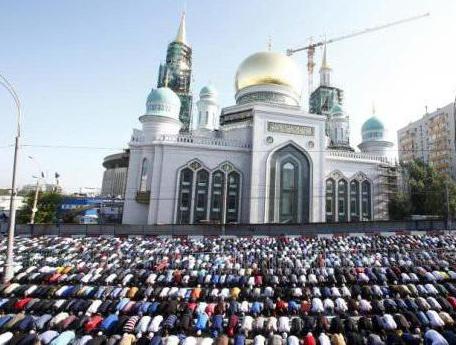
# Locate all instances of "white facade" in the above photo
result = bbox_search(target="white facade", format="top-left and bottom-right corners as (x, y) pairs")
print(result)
(122, 49), (396, 225)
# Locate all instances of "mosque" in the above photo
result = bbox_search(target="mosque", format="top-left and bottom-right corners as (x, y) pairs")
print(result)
(121, 14), (396, 225)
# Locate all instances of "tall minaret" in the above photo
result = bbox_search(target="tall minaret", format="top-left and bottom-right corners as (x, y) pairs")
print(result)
(157, 12), (193, 132)
(319, 44), (332, 87)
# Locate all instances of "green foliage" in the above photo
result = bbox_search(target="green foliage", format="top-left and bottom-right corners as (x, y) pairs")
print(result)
(17, 191), (63, 224)
(389, 159), (456, 219)
(388, 193), (412, 220)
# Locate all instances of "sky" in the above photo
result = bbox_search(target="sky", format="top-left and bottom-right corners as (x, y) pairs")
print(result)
(0, 0), (455, 193)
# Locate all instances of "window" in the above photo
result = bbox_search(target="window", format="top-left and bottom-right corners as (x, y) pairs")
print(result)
(361, 180), (372, 220)
(280, 161), (298, 223)
(338, 179), (348, 222)
(325, 179), (335, 222)
(350, 180), (360, 222)
(177, 168), (194, 224)
(210, 170), (225, 223)
(226, 171), (240, 223)
(139, 158), (149, 192)
(193, 169), (209, 223)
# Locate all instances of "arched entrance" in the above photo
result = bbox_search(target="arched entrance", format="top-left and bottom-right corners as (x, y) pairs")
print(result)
(268, 144), (311, 223)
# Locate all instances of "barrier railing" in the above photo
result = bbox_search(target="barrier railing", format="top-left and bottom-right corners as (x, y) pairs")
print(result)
(6, 219), (450, 237)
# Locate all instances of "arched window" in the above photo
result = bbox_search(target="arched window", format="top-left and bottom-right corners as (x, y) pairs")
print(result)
(279, 161), (299, 223)
(177, 168), (194, 224)
(210, 170), (225, 223)
(361, 180), (372, 220)
(193, 169), (209, 223)
(226, 171), (240, 223)
(350, 180), (360, 222)
(139, 158), (148, 192)
(325, 179), (335, 222)
(268, 144), (310, 224)
(338, 179), (348, 222)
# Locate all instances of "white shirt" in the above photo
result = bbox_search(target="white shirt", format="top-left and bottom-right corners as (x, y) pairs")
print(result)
(424, 330), (449, 345)
(278, 316), (290, 333)
(318, 333), (331, 345)
(165, 336), (180, 345)
(182, 337), (197, 345)
(242, 316), (254, 331)
(254, 335), (266, 345)
(287, 336), (299, 345)
(382, 314), (397, 330)
(149, 315), (164, 332)
(427, 310), (445, 328)
(311, 298), (324, 313)
(0, 332), (13, 345)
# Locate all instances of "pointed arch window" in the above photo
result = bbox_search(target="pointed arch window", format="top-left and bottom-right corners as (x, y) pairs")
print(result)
(337, 179), (348, 222)
(193, 169), (209, 223)
(350, 180), (360, 222)
(226, 171), (240, 223)
(361, 180), (372, 220)
(279, 161), (299, 223)
(210, 170), (225, 223)
(139, 158), (149, 192)
(177, 168), (194, 224)
(325, 179), (335, 222)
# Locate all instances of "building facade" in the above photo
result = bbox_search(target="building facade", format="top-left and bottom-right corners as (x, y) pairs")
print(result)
(122, 40), (395, 224)
(398, 101), (456, 178)
(101, 151), (129, 198)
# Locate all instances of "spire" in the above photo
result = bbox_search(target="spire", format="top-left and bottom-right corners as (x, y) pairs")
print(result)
(319, 43), (331, 87)
(175, 11), (187, 45)
(320, 43), (330, 70)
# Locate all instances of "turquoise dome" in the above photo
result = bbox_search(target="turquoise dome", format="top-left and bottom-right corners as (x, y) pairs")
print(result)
(200, 85), (218, 98)
(145, 87), (181, 120)
(362, 116), (384, 132)
(362, 116), (385, 141)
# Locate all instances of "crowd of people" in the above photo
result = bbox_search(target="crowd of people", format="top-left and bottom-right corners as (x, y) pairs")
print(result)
(0, 234), (456, 345)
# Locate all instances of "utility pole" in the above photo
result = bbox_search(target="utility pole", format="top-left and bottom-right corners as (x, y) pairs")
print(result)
(30, 177), (41, 224)
(446, 181), (451, 230)
(0, 73), (22, 283)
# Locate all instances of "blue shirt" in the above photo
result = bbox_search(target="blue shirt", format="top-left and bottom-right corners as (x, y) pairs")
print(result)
(100, 314), (119, 331)
(234, 334), (246, 345)
(195, 312), (209, 330)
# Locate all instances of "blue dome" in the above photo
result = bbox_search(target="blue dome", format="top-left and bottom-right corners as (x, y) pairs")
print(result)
(361, 116), (385, 141)
(362, 116), (384, 132)
(145, 87), (181, 119)
(200, 85), (218, 98)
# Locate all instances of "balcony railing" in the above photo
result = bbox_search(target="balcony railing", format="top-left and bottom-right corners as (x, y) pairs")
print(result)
(327, 150), (391, 164)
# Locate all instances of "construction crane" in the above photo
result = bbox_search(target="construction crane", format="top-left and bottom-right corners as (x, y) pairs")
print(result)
(287, 13), (430, 96)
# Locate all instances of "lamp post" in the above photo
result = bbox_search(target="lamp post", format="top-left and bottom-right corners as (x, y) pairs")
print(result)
(28, 156), (44, 225)
(0, 73), (22, 283)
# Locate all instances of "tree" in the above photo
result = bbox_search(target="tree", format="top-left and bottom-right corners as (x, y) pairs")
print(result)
(388, 193), (412, 220)
(17, 191), (63, 224)
(389, 159), (456, 219)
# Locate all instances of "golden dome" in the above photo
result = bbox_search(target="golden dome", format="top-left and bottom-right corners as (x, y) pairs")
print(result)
(235, 51), (302, 94)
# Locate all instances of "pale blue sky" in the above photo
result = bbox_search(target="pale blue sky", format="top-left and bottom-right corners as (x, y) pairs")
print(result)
(1, 0), (455, 192)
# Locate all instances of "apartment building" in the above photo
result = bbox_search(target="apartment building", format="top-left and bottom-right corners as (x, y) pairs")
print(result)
(398, 101), (456, 178)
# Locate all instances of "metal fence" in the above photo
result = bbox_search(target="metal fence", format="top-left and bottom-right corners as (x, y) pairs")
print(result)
(6, 219), (450, 237)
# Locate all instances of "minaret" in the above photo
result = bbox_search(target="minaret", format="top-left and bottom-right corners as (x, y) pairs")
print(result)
(195, 85), (220, 133)
(319, 44), (331, 87)
(157, 12), (193, 132)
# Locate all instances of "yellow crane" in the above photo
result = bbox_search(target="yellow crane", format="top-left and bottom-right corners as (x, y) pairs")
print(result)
(287, 13), (430, 96)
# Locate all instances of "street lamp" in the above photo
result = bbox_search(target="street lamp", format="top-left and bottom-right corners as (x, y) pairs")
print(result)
(0, 73), (21, 283)
(28, 156), (44, 225)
